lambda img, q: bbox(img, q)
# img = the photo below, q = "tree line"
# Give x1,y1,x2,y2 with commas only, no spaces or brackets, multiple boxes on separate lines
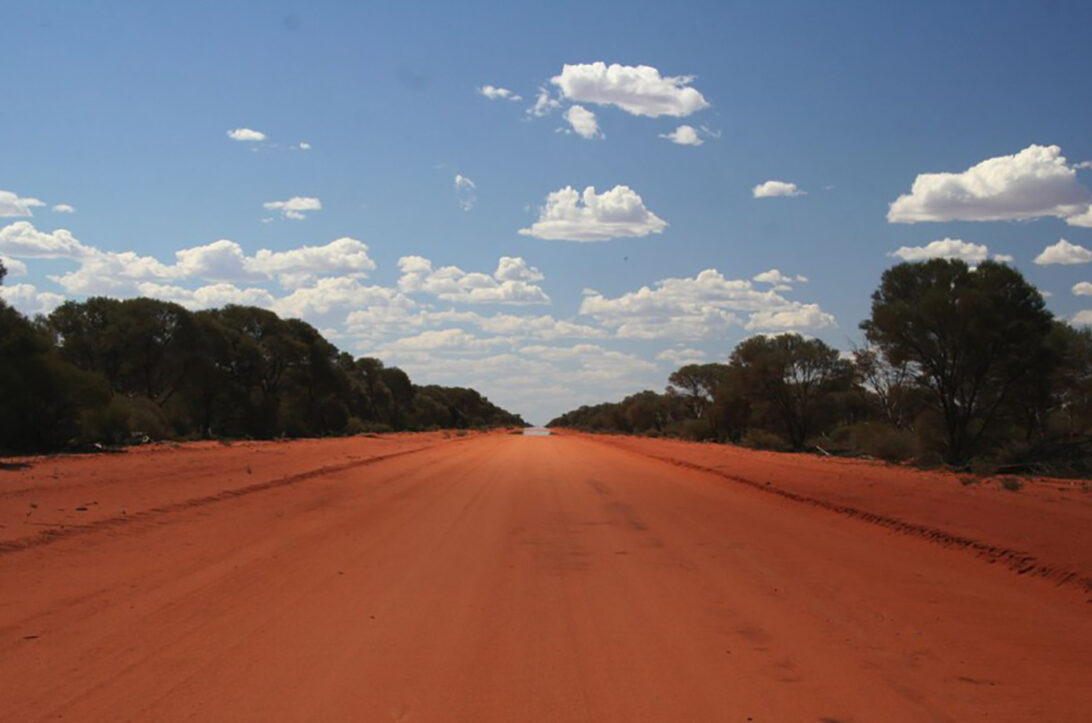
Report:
0,261,525,453
549,259,1092,474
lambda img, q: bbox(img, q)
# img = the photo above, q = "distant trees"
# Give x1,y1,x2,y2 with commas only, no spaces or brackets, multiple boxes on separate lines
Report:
0,296,525,453
551,259,1092,474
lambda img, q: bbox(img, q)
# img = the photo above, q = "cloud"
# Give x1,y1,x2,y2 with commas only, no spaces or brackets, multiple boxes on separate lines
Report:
478,85,522,101
527,87,561,117
562,105,602,139
659,125,702,146
0,255,27,277
753,180,805,198
1073,310,1092,326
1067,206,1092,227
249,237,377,287
397,255,549,304
52,203,75,213
454,174,477,211
550,62,709,118
656,347,708,366
1033,238,1092,265
889,238,989,263
0,190,46,217
744,304,835,330
0,282,65,315
1072,282,1092,297
262,196,322,220
579,268,835,339
993,254,1015,263
0,221,91,258
753,269,803,285
887,144,1092,224
136,282,276,310
519,185,667,242
227,128,267,142
292,141,312,151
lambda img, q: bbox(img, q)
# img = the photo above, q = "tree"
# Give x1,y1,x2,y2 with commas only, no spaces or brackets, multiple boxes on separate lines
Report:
728,334,851,449
861,259,1055,464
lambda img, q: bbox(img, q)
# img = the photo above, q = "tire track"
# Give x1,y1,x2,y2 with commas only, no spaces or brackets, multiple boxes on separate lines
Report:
590,437,1092,595
0,443,447,557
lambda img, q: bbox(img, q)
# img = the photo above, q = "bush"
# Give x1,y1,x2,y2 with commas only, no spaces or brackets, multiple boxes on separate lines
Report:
848,422,916,462
741,429,789,451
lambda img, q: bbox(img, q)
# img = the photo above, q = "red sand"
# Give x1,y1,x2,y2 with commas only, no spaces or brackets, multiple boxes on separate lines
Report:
1,432,1089,720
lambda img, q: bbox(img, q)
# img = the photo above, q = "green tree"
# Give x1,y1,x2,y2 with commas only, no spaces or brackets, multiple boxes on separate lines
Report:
728,334,851,450
861,259,1055,464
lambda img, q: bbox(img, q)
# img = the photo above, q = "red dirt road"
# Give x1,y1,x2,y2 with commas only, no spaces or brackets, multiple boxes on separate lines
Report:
1,432,1089,721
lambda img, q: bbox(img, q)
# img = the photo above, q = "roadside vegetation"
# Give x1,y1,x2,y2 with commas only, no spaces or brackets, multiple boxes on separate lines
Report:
549,259,1092,476
0,261,526,453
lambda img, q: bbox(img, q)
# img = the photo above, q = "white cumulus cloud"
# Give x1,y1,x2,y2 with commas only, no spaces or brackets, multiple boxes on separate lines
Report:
0,190,46,217
659,125,703,146
527,87,562,117
263,196,322,220
889,238,990,263
753,180,805,198
397,255,549,305
550,62,709,118
563,105,602,139
0,221,91,258
227,128,267,142
887,144,1092,224
579,268,835,339
519,185,667,242
52,203,75,213
1033,238,1092,265
0,282,65,315
0,255,27,277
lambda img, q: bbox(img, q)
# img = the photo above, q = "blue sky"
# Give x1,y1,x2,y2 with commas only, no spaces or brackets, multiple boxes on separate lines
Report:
3,0,1092,423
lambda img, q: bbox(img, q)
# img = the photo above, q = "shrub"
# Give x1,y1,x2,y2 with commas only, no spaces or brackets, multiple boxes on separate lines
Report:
741,429,789,451
848,422,916,462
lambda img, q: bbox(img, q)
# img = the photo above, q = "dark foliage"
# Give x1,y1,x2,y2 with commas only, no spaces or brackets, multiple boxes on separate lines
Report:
0,295,525,453
550,261,1092,474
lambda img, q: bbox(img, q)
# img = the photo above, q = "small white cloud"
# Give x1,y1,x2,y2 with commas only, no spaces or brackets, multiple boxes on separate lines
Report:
993,253,1014,263
659,125,703,146
519,185,667,242
1073,310,1092,326
478,85,522,101
262,196,322,220
753,180,805,198
753,269,798,285
551,62,709,118
454,174,477,211
52,203,75,213
527,87,562,117
296,141,312,151
397,255,549,305
0,190,46,218
1033,238,1092,265
562,105,602,139
1073,282,1092,296
887,144,1092,224
227,128,267,142
889,238,989,263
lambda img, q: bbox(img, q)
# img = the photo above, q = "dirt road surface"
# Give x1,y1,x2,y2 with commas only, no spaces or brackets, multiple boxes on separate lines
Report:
2,432,1089,721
